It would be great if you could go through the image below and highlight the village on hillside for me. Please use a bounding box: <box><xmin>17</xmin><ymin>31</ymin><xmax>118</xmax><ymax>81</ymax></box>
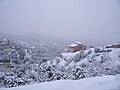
<box><xmin>0</xmin><ymin>38</ymin><xmax>120</xmax><ymax>70</ymax></box>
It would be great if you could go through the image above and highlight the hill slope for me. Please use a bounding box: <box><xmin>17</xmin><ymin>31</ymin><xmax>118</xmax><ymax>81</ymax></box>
<box><xmin>1</xmin><ymin>75</ymin><xmax>120</xmax><ymax>90</ymax></box>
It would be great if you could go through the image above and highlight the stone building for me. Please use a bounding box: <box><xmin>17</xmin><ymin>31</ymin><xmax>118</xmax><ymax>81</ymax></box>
<box><xmin>68</xmin><ymin>42</ymin><xmax>86</xmax><ymax>53</ymax></box>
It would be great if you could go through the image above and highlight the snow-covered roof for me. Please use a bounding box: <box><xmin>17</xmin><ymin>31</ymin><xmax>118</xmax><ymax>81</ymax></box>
<box><xmin>75</xmin><ymin>42</ymin><xmax>83</xmax><ymax>44</ymax></box>
<box><xmin>69</xmin><ymin>42</ymin><xmax>85</xmax><ymax>47</ymax></box>
<box><xmin>0</xmin><ymin>38</ymin><xmax>9</xmax><ymax>45</ymax></box>
<box><xmin>106</xmin><ymin>42</ymin><xmax>120</xmax><ymax>46</ymax></box>
<box><xmin>69</xmin><ymin>43</ymin><xmax>78</xmax><ymax>47</ymax></box>
<box><xmin>106</xmin><ymin>45</ymin><xmax>112</xmax><ymax>47</ymax></box>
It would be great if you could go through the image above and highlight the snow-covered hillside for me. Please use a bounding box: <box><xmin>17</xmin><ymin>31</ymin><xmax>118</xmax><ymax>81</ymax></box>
<box><xmin>0</xmin><ymin>39</ymin><xmax>120</xmax><ymax>88</ymax></box>
<box><xmin>1</xmin><ymin>75</ymin><xmax>120</xmax><ymax>90</ymax></box>
<box><xmin>49</xmin><ymin>48</ymin><xmax>120</xmax><ymax>71</ymax></box>
<box><xmin>46</xmin><ymin>47</ymin><xmax>120</xmax><ymax>80</ymax></box>
<box><xmin>50</xmin><ymin>48</ymin><xmax>120</xmax><ymax>67</ymax></box>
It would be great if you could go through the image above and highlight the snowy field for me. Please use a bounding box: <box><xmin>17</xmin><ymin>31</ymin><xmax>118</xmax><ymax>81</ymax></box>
<box><xmin>1</xmin><ymin>75</ymin><xmax>120</xmax><ymax>90</ymax></box>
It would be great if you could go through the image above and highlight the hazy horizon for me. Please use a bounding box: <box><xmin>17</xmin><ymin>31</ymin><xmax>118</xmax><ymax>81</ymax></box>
<box><xmin>0</xmin><ymin>0</ymin><xmax>120</xmax><ymax>45</ymax></box>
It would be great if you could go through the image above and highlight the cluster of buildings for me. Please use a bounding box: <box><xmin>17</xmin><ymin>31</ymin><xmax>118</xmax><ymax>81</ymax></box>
<box><xmin>0</xmin><ymin>39</ymin><xmax>120</xmax><ymax>69</ymax></box>
<box><xmin>106</xmin><ymin>44</ymin><xmax>120</xmax><ymax>48</ymax></box>
<box><xmin>0</xmin><ymin>39</ymin><xmax>12</xmax><ymax>69</ymax></box>
<box><xmin>67</xmin><ymin>42</ymin><xmax>120</xmax><ymax>53</ymax></box>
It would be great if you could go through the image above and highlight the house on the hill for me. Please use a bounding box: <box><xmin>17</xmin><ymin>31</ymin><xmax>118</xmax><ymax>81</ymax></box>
<box><xmin>0</xmin><ymin>60</ymin><xmax>12</xmax><ymax>69</ymax></box>
<box><xmin>0</xmin><ymin>39</ymin><xmax>11</xmax><ymax>49</ymax></box>
<box><xmin>68</xmin><ymin>42</ymin><xmax>86</xmax><ymax>53</ymax></box>
<box><xmin>0</xmin><ymin>39</ymin><xmax>12</xmax><ymax>69</ymax></box>
<box><xmin>106</xmin><ymin>43</ymin><xmax>120</xmax><ymax>48</ymax></box>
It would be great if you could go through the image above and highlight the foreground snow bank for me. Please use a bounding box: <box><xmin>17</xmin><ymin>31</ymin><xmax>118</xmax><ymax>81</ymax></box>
<box><xmin>1</xmin><ymin>75</ymin><xmax>120</xmax><ymax>90</ymax></box>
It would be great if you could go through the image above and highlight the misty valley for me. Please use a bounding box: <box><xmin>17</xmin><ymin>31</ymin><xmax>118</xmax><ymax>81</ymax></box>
<box><xmin>0</xmin><ymin>0</ymin><xmax>120</xmax><ymax>90</ymax></box>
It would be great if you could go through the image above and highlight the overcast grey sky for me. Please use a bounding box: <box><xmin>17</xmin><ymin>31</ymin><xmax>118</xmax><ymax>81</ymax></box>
<box><xmin>0</xmin><ymin>0</ymin><xmax>120</xmax><ymax>45</ymax></box>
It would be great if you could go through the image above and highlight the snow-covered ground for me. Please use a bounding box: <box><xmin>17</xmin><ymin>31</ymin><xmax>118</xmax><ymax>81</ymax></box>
<box><xmin>1</xmin><ymin>75</ymin><xmax>120</xmax><ymax>90</ymax></box>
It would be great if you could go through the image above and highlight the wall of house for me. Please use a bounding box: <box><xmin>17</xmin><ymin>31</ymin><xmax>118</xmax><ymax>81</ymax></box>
<box><xmin>0</xmin><ymin>44</ymin><xmax>11</xmax><ymax>49</ymax></box>
<box><xmin>0</xmin><ymin>59</ymin><xmax>11</xmax><ymax>69</ymax></box>
<box><xmin>0</xmin><ymin>63</ymin><xmax>11</xmax><ymax>69</ymax></box>
<box><xmin>78</xmin><ymin>44</ymin><xmax>86</xmax><ymax>50</ymax></box>
<box><xmin>68</xmin><ymin>47</ymin><xmax>74</xmax><ymax>52</ymax></box>
<box><xmin>73</xmin><ymin>46</ymin><xmax>80</xmax><ymax>52</ymax></box>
